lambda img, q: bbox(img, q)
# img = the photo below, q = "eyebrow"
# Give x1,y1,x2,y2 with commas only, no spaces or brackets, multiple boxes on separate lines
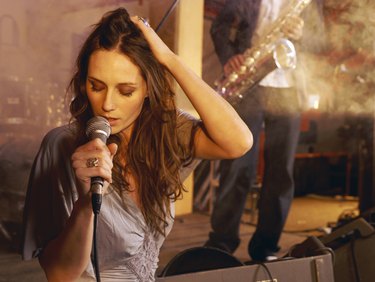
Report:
87,76,137,87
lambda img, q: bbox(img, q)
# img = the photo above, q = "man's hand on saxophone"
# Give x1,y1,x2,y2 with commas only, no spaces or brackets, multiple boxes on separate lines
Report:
282,15,305,41
223,54,245,76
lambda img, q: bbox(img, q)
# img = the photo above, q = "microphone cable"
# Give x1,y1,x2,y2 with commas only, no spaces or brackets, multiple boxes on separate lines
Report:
91,211,101,282
90,178,104,282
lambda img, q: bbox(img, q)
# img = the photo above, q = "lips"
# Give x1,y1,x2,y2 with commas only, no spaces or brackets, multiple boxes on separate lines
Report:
105,117,119,126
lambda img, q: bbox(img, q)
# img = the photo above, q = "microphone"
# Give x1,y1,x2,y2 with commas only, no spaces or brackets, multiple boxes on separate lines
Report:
85,116,111,214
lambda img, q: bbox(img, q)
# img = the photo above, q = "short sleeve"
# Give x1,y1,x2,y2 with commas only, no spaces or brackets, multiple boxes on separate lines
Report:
21,126,78,260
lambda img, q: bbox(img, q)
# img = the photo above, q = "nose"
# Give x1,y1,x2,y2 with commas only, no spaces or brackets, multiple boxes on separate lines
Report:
102,89,115,112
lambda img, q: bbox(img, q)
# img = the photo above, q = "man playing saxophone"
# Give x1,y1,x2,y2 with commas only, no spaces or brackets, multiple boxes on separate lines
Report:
205,0,326,261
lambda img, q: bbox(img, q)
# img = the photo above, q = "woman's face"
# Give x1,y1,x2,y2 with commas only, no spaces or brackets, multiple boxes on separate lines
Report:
86,49,147,136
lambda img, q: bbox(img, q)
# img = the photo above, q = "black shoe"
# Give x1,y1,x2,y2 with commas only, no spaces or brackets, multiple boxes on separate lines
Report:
244,255,279,265
247,253,279,262
248,237,280,261
263,255,278,261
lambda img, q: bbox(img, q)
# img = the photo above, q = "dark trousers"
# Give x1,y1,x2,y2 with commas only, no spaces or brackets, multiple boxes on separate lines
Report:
209,86,301,258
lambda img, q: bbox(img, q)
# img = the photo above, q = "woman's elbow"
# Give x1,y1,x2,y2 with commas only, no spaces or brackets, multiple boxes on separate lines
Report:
41,267,83,282
39,257,83,282
228,130,253,158
239,132,254,156
243,131,254,154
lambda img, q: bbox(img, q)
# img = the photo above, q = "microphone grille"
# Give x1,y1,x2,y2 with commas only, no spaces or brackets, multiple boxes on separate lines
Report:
86,116,111,143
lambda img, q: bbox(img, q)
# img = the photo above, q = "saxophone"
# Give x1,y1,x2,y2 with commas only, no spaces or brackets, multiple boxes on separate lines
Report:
215,0,311,105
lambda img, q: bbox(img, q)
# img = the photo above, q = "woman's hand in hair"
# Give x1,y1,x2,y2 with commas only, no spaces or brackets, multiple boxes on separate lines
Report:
131,15,175,66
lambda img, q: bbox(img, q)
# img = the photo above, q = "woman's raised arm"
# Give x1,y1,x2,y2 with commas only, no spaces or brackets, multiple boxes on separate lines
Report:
132,16,253,160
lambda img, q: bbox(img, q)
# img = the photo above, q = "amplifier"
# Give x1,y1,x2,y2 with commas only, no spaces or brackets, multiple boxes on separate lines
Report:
320,217,375,282
156,253,334,282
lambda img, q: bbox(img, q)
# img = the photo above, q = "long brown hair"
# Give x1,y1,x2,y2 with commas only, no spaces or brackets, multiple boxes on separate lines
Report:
68,8,195,235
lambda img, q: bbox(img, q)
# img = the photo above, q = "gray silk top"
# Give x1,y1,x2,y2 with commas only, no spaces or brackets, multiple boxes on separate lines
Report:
22,111,200,281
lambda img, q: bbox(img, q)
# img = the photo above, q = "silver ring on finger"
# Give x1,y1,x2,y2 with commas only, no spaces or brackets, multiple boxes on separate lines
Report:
86,157,99,168
137,16,150,27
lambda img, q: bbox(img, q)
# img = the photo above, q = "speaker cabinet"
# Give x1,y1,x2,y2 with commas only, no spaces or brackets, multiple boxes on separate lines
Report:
157,249,334,282
319,218,375,282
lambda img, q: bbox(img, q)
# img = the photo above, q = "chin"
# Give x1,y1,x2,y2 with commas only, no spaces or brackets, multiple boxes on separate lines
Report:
110,127,121,135
112,124,132,136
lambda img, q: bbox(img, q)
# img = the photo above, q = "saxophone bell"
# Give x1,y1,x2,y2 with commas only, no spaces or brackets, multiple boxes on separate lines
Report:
273,38,297,69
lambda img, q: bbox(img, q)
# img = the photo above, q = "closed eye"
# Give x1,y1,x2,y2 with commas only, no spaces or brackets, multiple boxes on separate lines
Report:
118,85,136,97
88,79,105,92
91,85,104,92
119,91,133,97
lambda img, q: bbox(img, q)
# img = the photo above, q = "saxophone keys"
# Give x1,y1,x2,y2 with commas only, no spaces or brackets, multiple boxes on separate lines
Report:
253,50,261,58
239,65,247,74
244,57,255,67
229,73,238,82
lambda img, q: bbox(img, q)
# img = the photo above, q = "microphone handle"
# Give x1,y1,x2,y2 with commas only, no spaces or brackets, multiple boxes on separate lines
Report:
91,176,104,214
